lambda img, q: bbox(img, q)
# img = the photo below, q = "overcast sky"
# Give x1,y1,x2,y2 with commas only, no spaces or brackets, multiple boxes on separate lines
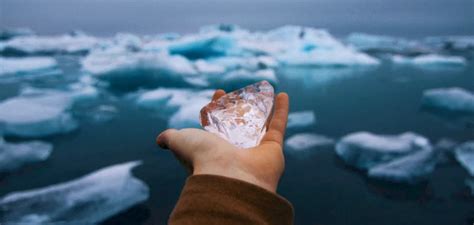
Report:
1,0,473,38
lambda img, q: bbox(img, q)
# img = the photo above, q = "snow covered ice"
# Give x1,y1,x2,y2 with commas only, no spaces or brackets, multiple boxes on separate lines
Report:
0,137,53,173
0,83,98,137
136,88,213,128
200,81,274,148
421,87,474,114
454,141,474,176
0,57,58,77
0,161,150,224
336,132,436,183
285,133,334,151
287,111,316,128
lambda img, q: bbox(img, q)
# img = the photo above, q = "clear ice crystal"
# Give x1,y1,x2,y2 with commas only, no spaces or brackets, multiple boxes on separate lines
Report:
200,80,274,148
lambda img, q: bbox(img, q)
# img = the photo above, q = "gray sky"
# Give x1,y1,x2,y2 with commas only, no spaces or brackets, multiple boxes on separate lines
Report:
1,0,473,38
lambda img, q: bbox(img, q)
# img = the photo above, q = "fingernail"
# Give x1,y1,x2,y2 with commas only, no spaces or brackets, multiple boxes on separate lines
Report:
156,133,168,149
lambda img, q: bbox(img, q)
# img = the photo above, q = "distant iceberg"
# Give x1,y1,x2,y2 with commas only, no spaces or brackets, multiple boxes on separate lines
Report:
0,28,34,41
424,36,474,52
0,137,53,173
0,57,58,77
454,141,474,176
0,83,98,137
136,88,213,128
336,132,436,183
285,133,334,151
391,54,466,67
0,32,100,55
421,87,474,114
287,111,316,128
346,33,429,55
0,161,149,224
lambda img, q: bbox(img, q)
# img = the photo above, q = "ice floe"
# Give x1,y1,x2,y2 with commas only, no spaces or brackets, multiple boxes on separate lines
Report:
421,87,474,114
0,32,100,55
287,111,316,128
0,161,149,224
391,54,466,67
136,88,213,128
336,132,436,183
0,137,53,173
0,83,98,137
454,141,474,176
285,133,334,151
346,33,429,55
0,57,58,77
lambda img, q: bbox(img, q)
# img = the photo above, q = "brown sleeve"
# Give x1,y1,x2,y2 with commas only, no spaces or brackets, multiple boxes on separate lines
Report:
169,174,294,225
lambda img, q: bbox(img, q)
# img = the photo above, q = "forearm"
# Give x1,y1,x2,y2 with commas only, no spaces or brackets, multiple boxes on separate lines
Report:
169,175,294,225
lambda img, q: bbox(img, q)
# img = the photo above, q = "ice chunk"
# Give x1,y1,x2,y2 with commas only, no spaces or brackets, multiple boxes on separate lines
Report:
424,36,474,52
454,141,474,176
287,111,316,128
200,81,274,148
346,33,428,55
136,88,213,128
0,137,53,173
0,161,149,224
0,33,99,55
335,132,431,170
421,87,474,114
82,50,199,89
411,54,466,67
0,84,98,137
368,148,437,184
0,28,34,41
0,57,58,76
285,133,334,151
168,34,237,59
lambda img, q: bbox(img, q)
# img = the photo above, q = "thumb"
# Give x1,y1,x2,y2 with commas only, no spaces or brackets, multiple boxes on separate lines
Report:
156,129,195,172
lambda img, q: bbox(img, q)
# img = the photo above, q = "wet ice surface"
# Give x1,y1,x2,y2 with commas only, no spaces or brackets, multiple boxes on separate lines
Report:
0,26,473,225
0,138,53,173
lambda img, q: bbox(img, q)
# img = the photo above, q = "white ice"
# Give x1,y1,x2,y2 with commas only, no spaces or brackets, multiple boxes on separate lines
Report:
454,141,474,176
1,33,100,55
136,88,213,128
0,57,58,76
0,161,149,224
346,33,427,54
335,132,431,170
285,133,334,151
287,111,316,128
402,54,466,67
421,87,474,113
0,83,98,137
0,137,53,173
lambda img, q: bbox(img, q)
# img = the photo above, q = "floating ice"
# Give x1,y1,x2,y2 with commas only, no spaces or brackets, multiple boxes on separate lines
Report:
412,54,466,67
0,28,34,41
368,148,437,184
287,111,316,128
0,33,100,55
136,88,213,128
0,137,53,173
168,34,237,59
424,36,474,52
0,161,149,224
346,33,428,55
200,81,274,148
454,141,474,176
285,133,334,151
421,87,474,114
82,50,200,89
336,132,436,183
0,57,58,76
0,84,98,137
336,132,431,170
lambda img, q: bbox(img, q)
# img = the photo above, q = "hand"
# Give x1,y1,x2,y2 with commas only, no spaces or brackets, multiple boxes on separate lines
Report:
156,89,289,193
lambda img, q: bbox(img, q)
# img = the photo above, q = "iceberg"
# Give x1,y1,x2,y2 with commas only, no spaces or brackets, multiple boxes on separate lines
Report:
368,148,437,184
0,161,149,224
0,57,58,76
168,34,237,59
346,33,428,55
82,50,200,89
466,178,474,196
0,28,34,41
0,138,53,173
421,87,474,114
287,111,316,128
335,132,431,170
454,141,474,176
0,84,98,137
411,54,466,67
336,131,437,184
136,88,213,128
285,133,334,151
0,33,100,55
